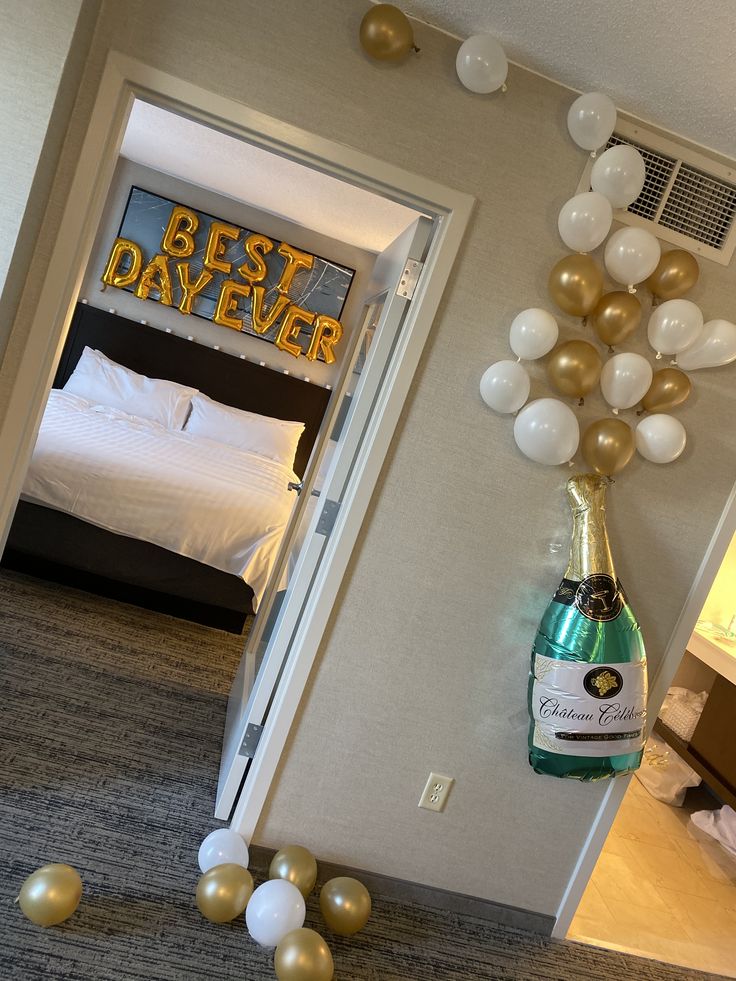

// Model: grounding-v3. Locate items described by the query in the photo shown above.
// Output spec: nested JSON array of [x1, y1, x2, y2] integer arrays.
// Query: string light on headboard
[[81, 298, 88, 305], [108, 308, 116, 315]]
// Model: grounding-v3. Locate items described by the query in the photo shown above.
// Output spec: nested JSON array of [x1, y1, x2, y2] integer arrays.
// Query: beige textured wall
[[81, 157, 376, 386], [2, 0, 735, 917]]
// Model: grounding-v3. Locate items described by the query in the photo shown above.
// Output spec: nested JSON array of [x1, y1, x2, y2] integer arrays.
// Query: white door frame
[[554, 480, 736, 938], [0, 52, 473, 831]]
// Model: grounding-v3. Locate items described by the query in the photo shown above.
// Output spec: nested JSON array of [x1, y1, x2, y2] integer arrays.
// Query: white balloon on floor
[[590, 144, 646, 208], [604, 227, 661, 290], [567, 92, 617, 152], [677, 318, 736, 370], [509, 308, 559, 360], [456, 34, 508, 93], [636, 414, 687, 463], [246, 879, 306, 947], [647, 299, 704, 357], [557, 191, 613, 253], [198, 829, 250, 873], [600, 352, 653, 412], [513, 398, 580, 465], [480, 360, 530, 414]]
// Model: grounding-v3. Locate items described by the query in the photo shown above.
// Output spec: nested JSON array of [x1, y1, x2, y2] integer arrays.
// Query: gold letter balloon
[[359, 4, 415, 61], [641, 367, 691, 413], [18, 864, 83, 927], [582, 418, 636, 476], [275, 928, 334, 981], [196, 863, 254, 923], [548, 254, 604, 318], [547, 340, 602, 401], [591, 291, 642, 349], [269, 845, 318, 898], [319, 877, 372, 936], [646, 249, 699, 301]]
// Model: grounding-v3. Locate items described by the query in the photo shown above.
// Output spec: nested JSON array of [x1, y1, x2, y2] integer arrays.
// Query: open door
[[216, 216, 433, 820]]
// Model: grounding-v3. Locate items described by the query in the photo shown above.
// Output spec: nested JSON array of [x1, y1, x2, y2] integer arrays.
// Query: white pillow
[[63, 347, 198, 430], [184, 392, 305, 469]]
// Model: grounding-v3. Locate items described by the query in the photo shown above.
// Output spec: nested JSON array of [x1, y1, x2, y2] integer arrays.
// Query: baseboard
[[249, 845, 555, 937]]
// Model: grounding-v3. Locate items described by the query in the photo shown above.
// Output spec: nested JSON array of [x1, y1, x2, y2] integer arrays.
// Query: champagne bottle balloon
[[528, 474, 647, 779]]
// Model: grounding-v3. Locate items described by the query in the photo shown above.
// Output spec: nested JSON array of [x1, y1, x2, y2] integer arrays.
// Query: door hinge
[[316, 498, 340, 537], [397, 259, 423, 299], [238, 723, 264, 758]]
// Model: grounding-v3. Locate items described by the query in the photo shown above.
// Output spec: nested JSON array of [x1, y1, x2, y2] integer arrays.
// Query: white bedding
[[22, 390, 300, 609]]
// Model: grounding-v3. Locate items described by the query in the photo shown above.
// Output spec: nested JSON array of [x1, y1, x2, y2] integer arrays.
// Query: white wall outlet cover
[[418, 772, 455, 812]]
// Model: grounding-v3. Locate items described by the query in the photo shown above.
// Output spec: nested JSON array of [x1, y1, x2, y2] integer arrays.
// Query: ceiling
[[402, 0, 736, 160], [120, 101, 419, 254]]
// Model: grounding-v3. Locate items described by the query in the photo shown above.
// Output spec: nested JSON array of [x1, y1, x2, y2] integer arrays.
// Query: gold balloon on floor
[[359, 4, 416, 61], [275, 927, 334, 981], [196, 863, 254, 923], [269, 845, 318, 898], [591, 291, 641, 349], [547, 340, 602, 400], [646, 249, 699, 301], [18, 864, 83, 927], [641, 367, 692, 413], [582, 418, 635, 476], [548, 254, 604, 317], [319, 877, 371, 936]]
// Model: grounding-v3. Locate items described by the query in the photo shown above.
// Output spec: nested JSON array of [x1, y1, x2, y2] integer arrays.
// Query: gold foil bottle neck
[[565, 473, 616, 581]]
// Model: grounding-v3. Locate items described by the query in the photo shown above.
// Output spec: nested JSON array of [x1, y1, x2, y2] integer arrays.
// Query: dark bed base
[[2, 302, 331, 632], [4, 501, 254, 633]]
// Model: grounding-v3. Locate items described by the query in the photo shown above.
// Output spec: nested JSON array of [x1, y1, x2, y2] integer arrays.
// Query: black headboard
[[55, 303, 332, 477]]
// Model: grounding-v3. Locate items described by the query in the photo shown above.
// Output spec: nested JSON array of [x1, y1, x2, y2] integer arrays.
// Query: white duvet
[[22, 390, 299, 609]]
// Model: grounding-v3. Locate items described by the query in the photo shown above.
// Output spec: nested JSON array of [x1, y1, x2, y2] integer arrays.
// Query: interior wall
[[700, 533, 736, 629], [2, 0, 736, 918], [82, 157, 376, 386]]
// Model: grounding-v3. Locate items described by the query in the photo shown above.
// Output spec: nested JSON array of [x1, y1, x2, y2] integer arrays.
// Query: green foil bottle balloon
[[528, 474, 647, 780]]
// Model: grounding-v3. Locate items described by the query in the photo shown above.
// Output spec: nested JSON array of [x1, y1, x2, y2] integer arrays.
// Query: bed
[[2, 303, 331, 632]]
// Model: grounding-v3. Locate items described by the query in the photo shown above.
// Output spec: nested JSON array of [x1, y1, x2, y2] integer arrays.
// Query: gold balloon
[[548, 254, 604, 317], [18, 864, 83, 927], [546, 340, 602, 399], [591, 291, 642, 349], [269, 845, 318, 898], [582, 418, 635, 476], [196, 863, 253, 923], [359, 4, 415, 61], [319, 877, 371, 936], [646, 249, 699, 301], [641, 367, 691, 413], [275, 928, 334, 981]]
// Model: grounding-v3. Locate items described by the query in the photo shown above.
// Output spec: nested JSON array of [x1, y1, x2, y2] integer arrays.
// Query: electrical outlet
[[418, 772, 454, 812]]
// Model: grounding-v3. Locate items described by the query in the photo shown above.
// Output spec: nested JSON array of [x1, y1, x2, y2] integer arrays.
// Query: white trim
[[554, 480, 736, 938], [0, 52, 473, 836]]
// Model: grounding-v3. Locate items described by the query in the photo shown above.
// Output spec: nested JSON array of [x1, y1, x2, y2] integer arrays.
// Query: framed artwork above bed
[[102, 186, 356, 364]]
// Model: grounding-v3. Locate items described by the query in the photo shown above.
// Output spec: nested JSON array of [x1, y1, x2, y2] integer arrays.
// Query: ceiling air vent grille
[[578, 121, 736, 265]]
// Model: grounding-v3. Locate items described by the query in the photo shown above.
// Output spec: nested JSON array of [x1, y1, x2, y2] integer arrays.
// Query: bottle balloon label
[[531, 654, 647, 757]]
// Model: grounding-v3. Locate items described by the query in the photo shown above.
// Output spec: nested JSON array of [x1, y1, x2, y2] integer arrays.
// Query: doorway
[[0, 53, 473, 839]]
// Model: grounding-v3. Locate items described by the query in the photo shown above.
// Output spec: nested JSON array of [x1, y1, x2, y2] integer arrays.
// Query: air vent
[[577, 121, 736, 265]]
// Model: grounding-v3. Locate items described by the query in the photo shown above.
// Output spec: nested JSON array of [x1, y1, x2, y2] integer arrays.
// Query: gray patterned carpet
[[0, 569, 723, 980]]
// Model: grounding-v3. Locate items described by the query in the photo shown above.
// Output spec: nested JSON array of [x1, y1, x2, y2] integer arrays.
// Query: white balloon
[[567, 92, 617, 152], [604, 227, 661, 288], [636, 414, 687, 464], [456, 35, 508, 93], [591, 144, 646, 208], [557, 191, 613, 253], [647, 299, 704, 356], [600, 352, 653, 411], [246, 879, 306, 947], [479, 360, 530, 413], [513, 398, 580, 466], [509, 308, 559, 360], [677, 318, 736, 370], [198, 829, 249, 873]]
